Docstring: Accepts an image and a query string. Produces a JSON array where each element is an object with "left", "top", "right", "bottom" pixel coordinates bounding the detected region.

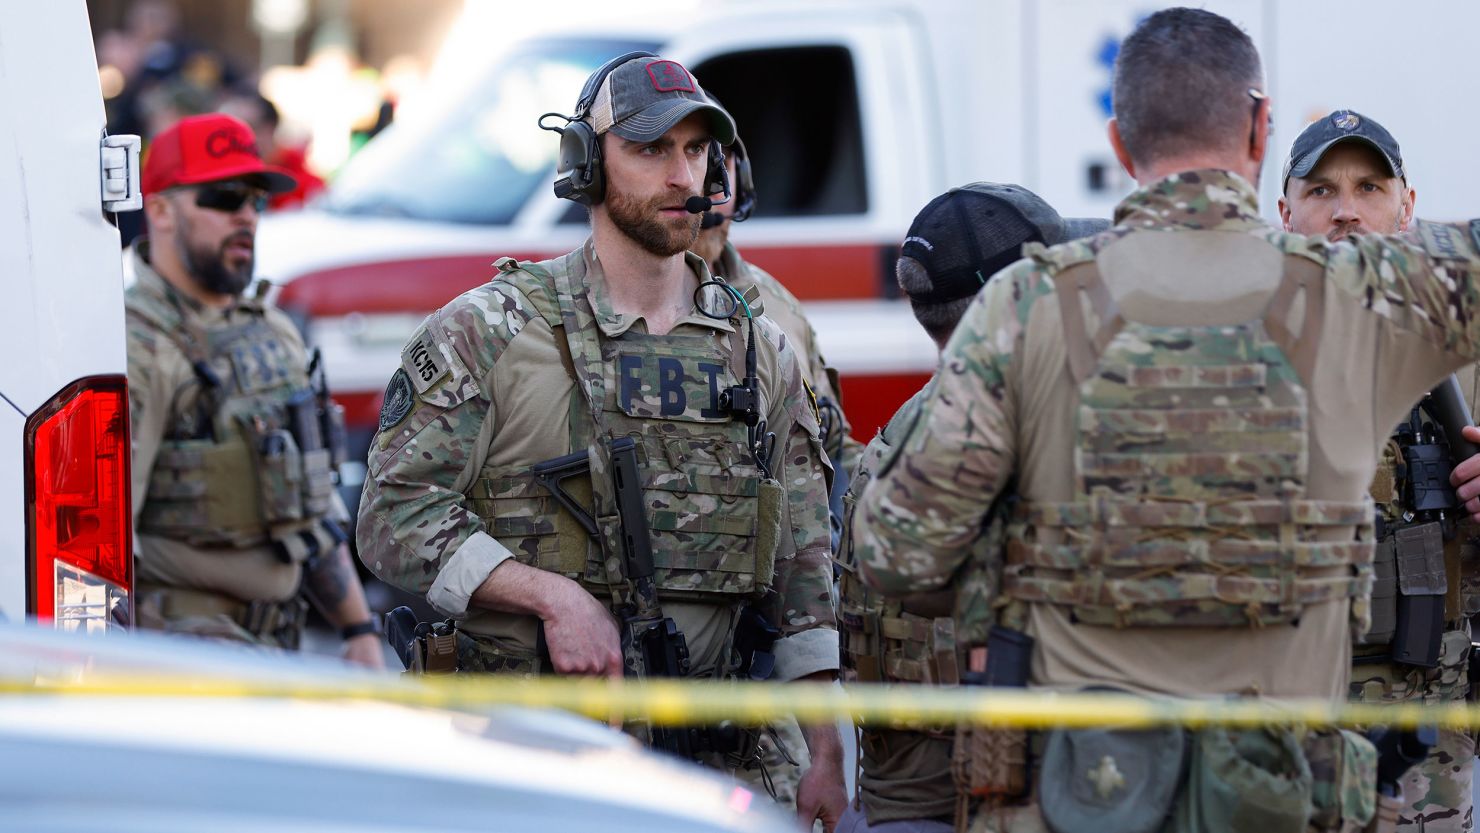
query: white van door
[{"left": 0, "top": 3, "right": 135, "bottom": 625}]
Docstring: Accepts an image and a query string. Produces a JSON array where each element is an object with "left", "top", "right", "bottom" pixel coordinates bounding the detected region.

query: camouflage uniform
[
  {"left": 713, "top": 239, "right": 860, "bottom": 805},
  {"left": 715, "top": 241, "right": 859, "bottom": 467},
  {"left": 126, "top": 240, "right": 345, "bottom": 648},
  {"left": 837, "top": 384, "right": 960, "bottom": 831},
  {"left": 356, "top": 239, "right": 838, "bottom": 731},
  {"left": 853, "top": 170, "right": 1480, "bottom": 832}
]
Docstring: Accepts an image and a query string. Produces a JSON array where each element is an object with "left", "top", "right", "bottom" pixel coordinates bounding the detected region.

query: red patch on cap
[{"left": 646, "top": 60, "right": 695, "bottom": 93}]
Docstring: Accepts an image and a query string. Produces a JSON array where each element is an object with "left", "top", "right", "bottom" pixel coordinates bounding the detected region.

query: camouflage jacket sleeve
[
  {"left": 755, "top": 315, "right": 840, "bottom": 681},
  {"left": 355, "top": 281, "right": 533, "bottom": 618},
  {"left": 852, "top": 262, "right": 1033, "bottom": 597},
  {"left": 1335, "top": 222, "right": 1480, "bottom": 360}
]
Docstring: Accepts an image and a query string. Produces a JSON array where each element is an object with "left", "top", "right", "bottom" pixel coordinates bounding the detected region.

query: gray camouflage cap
[{"left": 586, "top": 56, "right": 736, "bottom": 145}]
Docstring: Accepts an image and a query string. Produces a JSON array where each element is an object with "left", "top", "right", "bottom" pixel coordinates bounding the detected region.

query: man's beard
[
  {"left": 606, "top": 182, "right": 700, "bottom": 257},
  {"left": 175, "top": 220, "right": 253, "bottom": 296}
]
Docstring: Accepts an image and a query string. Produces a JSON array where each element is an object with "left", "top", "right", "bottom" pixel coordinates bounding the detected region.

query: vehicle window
[
  {"left": 693, "top": 46, "right": 867, "bottom": 217},
  {"left": 323, "top": 39, "right": 657, "bottom": 225}
]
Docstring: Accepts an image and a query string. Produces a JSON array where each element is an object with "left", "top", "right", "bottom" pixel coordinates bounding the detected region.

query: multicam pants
[{"left": 1352, "top": 629, "right": 1474, "bottom": 833}]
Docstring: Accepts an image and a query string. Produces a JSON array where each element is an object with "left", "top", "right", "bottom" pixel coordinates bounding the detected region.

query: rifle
[
  {"left": 532, "top": 439, "right": 690, "bottom": 679},
  {"left": 532, "top": 438, "right": 708, "bottom": 757},
  {"left": 1429, "top": 374, "right": 1479, "bottom": 461},
  {"left": 306, "top": 347, "right": 349, "bottom": 471},
  {"left": 1372, "top": 375, "right": 1479, "bottom": 667}
]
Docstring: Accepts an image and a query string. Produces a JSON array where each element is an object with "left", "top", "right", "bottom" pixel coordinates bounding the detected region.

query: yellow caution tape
[{"left": 2, "top": 672, "right": 1477, "bottom": 730}]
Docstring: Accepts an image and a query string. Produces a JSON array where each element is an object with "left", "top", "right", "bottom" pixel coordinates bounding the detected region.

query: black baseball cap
[
  {"left": 585, "top": 56, "right": 736, "bottom": 145},
  {"left": 900, "top": 183, "right": 1109, "bottom": 305},
  {"left": 1282, "top": 110, "right": 1405, "bottom": 192}
]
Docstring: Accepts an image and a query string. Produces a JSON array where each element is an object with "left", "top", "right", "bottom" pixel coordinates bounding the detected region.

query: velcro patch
[
  {"left": 229, "top": 337, "right": 293, "bottom": 393},
  {"left": 1419, "top": 221, "right": 1471, "bottom": 261},
  {"left": 403, "top": 329, "right": 451, "bottom": 394},
  {"left": 647, "top": 60, "right": 695, "bottom": 93},
  {"left": 615, "top": 349, "right": 731, "bottom": 421}
]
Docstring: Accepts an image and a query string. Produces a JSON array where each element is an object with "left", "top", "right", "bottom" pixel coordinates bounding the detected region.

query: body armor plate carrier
[
  {"left": 129, "top": 287, "right": 342, "bottom": 562},
  {"left": 467, "top": 250, "right": 778, "bottom": 603},
  {"left": 1005, "top": 250, "right": 1374, "bottom": 629}
]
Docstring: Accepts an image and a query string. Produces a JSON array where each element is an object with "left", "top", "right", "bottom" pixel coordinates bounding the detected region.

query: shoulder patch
[
  {"left": 1418, "top": 221, "right": 1471, "bottom": 261},
  {"left": 404, "top": 328, "right": 451, "bottom": 394},
  {"left": 379, "top": 369, "right": 414, "bottom": 430},
  {"left": 400, "top": 316, "right": 480, "bottom": 408},
  {"left": 1402, "top": 220, "right": 1480, "bottom": 262}
]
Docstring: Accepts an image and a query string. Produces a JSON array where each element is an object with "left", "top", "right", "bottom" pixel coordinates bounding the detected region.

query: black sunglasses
[{"left": 194, "top": 183, "right": 269, "bottom": 214}]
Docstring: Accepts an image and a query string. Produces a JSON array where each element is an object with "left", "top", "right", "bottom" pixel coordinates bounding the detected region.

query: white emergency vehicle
[
  {"left": 0, "top": 4, "right": 139, "bottom": 628},
  {"left": 256, "top": 0, "right": 1480, "bottom": 514}
]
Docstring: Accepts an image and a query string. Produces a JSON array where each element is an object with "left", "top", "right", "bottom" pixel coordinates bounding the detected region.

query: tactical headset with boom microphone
[
  {"left": 701, "top": 134, "right": 756, "bottom": 229},
  {"left": 539, "top": 51, "right": 731, "bottom": 210}
]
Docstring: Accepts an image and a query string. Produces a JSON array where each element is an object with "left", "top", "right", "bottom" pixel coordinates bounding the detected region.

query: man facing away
[
  {"left": 838, "top": 184, "right": 1105, "bottom": 833},
  {"left": 853, "top": 7, "right": 1480, "bottom": 831}
]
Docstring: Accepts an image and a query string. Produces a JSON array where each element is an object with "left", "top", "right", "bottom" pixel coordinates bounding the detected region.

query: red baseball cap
[{"left": 141, "top": 113, "right": 297, "bottom": 195}]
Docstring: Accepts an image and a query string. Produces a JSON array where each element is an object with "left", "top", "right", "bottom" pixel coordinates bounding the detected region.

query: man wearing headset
[
  {"left": 356, "top": 53, "right": 846, "bottom": 828},
  {"left": 691, "top": 132, "right": 860, "bottom": 511},
  {"left": 691, "top": 130, "right": 860, "bottom": 812}
]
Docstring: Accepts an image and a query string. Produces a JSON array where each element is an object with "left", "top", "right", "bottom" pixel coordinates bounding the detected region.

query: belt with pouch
[{"left": 139, "top": 580, "right": 308, "bottom": 650}]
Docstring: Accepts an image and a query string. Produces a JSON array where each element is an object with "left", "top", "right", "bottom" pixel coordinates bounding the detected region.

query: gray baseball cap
[
  {"left": 901, "top": 182, "right": 1109, "bottom": 305},
  {"left": 1282, "top": 110, "right": 1405, "bottom": 192},
  {"left": 585, "top": 56, "right": 736, "bottom": 145}
]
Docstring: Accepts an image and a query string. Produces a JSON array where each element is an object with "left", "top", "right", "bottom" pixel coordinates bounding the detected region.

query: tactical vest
[
  {"left": 1004, "top": 244, "right": 1374, "bottom": 629},
  {"left": 466, "top": 251, "right": 778, "bottom": 604},
  {"left": 129, "top": 286, "right": 339, "bottom": 561}
]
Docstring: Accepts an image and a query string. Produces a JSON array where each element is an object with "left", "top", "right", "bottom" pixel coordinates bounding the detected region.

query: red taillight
[{"left": 25, "top": 375, "right": 132, "bottom": 629}]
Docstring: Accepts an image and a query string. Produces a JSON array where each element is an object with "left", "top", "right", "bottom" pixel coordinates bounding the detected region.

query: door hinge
[{"left": 100, "top": 134, "right": 142, "bottom": 213}]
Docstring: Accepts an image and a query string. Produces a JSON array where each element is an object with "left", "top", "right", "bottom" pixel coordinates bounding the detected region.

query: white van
[
  {"left": 0, "top": 3, "right": 139, "bottom": 628},
  {"left": 255, "top": 0, "right": 1480, "bottom": 513}
]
